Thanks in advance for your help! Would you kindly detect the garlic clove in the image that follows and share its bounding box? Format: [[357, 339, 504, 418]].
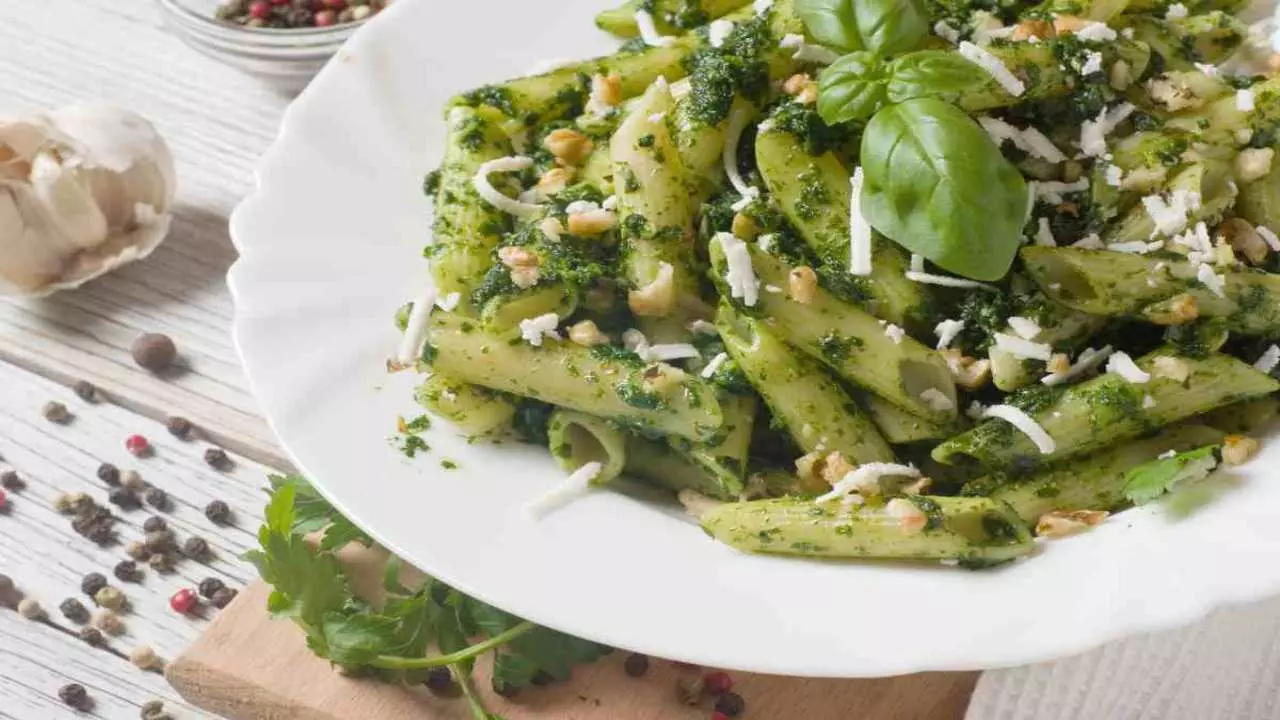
[[29, 151, 110, 250]]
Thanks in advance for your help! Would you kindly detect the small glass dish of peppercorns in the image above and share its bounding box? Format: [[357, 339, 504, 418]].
[[155, 0, 392, 93]]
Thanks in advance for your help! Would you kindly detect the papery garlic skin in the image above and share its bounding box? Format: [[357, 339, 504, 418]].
[[0, 103, 176, 297]]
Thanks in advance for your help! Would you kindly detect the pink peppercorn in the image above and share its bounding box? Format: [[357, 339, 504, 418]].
[[712, 713, 731, 720], [0, 488, 7, 510], [126, 434, 151, 457], [314, 9, 337, 26], [170, 588, 198, 614], [704, 671, 733, 695], [248, 1, 271, 19]]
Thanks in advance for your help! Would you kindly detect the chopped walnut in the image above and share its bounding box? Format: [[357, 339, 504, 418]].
[[568, 209, 617, 235], [591, 74, 622, 108], [536, 167, 575, 196], [642, 363, 686, 393], [568, 320, 609, 347], [782, 73, 812, 96], [788, 265, 817, 305], [885, 498, 927, 534], [941, 349, 991, 390], [1047, 353, 1071, 375], [1036, 509, 1109, 538], [1151, 355, 1191, 383], [819, 452, 853, 487], [1235, 147, 1275, 184], [1147, 74, 1207, 112], [900, 477, 932, 496], [1051, 15, 1089, 33], [628, 262, 676, 317], [543, 129, 594, 166], [539, 216, 565, 242], [1121, 166, 1168, 193], [1012, 19, 1053, 41], [498, 246, 541, 289], [1222, 434, 1261, 466], [1218, 217, 1269, 265], [795, 451, 824, 484], [1147, 293, 1199, 325]]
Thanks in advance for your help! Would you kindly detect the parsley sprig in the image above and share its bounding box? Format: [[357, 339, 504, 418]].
[[244, 476, 609, 719]]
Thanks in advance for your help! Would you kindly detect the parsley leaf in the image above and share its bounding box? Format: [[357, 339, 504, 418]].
[[1122, 446, 1220, 505]]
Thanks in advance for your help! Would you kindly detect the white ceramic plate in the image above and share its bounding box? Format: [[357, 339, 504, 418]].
[[230, 0, 1280, 677]]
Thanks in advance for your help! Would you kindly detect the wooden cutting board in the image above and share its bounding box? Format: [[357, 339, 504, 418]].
[[166, 544, 978, 720]]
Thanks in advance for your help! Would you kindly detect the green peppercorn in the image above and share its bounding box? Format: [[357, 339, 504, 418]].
[[94, 585, 126, 611]]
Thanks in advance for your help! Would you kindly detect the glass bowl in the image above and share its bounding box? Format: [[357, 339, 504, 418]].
[[155, 0, 371, 94]]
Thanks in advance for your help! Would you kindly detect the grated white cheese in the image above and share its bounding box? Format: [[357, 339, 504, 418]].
[[935, 319, 966, 350], [519, 313, 561, 347], [756, 233, 776, 252], [1079, 51, 1103, 76], [1075, 22, 1118, 42], [642, 343, 700, 362], [1121, 27, 1134, 38], [979, 117, 1065, 162], [730, 191, 758, 212], [601, 195, 618, 211], [910, 254, 925, 273], [1035, 217, 1057, 247], [884, 324, 906, 344], [849, 168, 873, 276], [1143, 189, 1201, 237], [905, 271, 997, 290], [701, 352, 729, 378], [1165, 3, 1188, 18], [1035, 178, 1090, 203], [1107, 240, 1165, 254], [525, 462, 602, 519], [1104, 164, 1124, 187], [1072, 234, 1105, 249], [395, 286, 439, 366], [993, 332, 1053, 361], [816, 463, 921, 503], [779, 33, 841, 64], [1106, 351, 1151, 383], [1080, 103, 1135, 157], [1196, 262, 1226, 297], [1020, 126, 1067, 162], [634, 10, 676, 47], [764, 284, 783, 294], [934, 20, 961, 43], [1041, 345, 1114, 385], [1255, 345, 1280, 373], [1238, 89, 1257, 112], [920, 388, 955, 412], [717, 232, 760, 307], [689, 319, 719, 336], [958, 41, 1026, 96], [708, 19, 736, 48], [1158, 449, 1178, 459], [984, 405, 1056, 454], [1193, 62, 1218, 76], [1142, 395, 1156, 409], [435, 291, 461, 312], [565, 200, 601, 215], [473, 156, 543, 219], [1007, 316, 1042, 340], [966, 400, 987, 420], [753, 0, 774, 13], [723, 105, 756, 199], [1173, 220, 1212, 254]]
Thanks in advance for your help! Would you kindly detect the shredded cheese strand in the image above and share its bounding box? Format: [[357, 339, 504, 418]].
[[525, 462, 603, 519], [395, 286, 439, 366], [849, 168, 873, 276], [984, 405, 1056, 454], [634, 10, 676, 47], [723, 105, 755, 198], [473, 156, 542, 219]]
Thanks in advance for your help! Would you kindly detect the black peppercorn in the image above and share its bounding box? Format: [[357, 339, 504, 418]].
[[131, 333, 177, 372], [148, 552, 174, 574], [113, 560, 142, 583], [197, 577, 225, 599], [107, 487, 140, 511], [78, 625, 106, 647], [142, 516, 167, 533], [58, 683, 91, 711], [86, 523, 115, 546], [423, 667, 459, 696], [204, 448, 232, 471], [0, 470, 24, 491], [715, 691, 746, 717], [59, 597, 90, 623], [0, 573, 20, 609], [144, 487, 169, 511], [43, 401, 71, 424], [624, 653, 650, 677], [165, 416, 193, 439], [182, 536, 210, 559], [74, 380, 97, 402], [80, 572, 108, 598], [97, 463, 121, 486], [204, 499, 232, 525], [144, 529, 174, 554], [210, 587, 238, 609]]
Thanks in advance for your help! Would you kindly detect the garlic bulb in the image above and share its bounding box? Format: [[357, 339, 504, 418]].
[[0, 103, 176, 296]]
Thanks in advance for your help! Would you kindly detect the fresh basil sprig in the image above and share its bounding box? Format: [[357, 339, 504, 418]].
[[859, 98, 1029, 281], [818, 49, 990, 124], [796, 0, 929, 56]]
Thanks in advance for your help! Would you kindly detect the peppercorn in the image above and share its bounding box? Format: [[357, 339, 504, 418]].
[[211, 587, 238, 609], [54, 493, 74, 514], [108, 487, 140, 511], [122, 470, 146, 492], [81, 572, 108, 598], [624, 653, 650, 677], [182, 536, 210, 559], [0, 470, 24, 491], [204, 499, 232, 525], [204, 448, 232, 471], [0, 487, 7, 512], [94, 586, 126, 611], [126, 434, 151, 458], [144, 529, 175, 554], [97, 462, 121, 486], [165, 416, 193, 439], [148, 553, 174, 574], [126, 541, 150, 561], [58, 683, 92, 711], [74, 380, 97, 402], [131, 333, 177, 372], [142, 516, 167, 533], [677, 675, 705, 705], [78, 626, 106, 646], [144, 487, 169, 511], [60, 598, 90, 623], [43, 401, 70, 424], [170, 588, 199, 614], [140, 699, 171, 720], [712, 713, 731, 720], [0, 574, 18, 609], [86, 522, 115, 546], [130, 645, 161, 670], [423, 667, 458, 696], [286, 7, 314, 24], [68, 492, 94, 515], [93, 609, 125, 636], [198, 577, 226, 599], [113, 560, 142, 583], [704, 671, 733, 695], [714, 692, 746, 717], [17, 597, 45, 620]]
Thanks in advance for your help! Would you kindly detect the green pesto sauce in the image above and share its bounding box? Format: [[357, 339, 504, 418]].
[[818, 331, 865, 363], [422, 169, 442, 198], [441, 459, 458, 470], [621, 213, 650, 239], [682, 15, 772, 126], [908, 496, 945, 531], [403, 415, 432, 433], [794, 168, 830, 221], [458, 85, 518, 118], [616, 378, 666, 410], [766, 102, 842, 156], [637, 133, 656, 148], [398, 435, 430, 458], [1007, 384, 1065, 415]]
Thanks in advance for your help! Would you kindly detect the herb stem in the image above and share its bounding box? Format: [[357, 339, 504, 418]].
[[369, 621, 536, 670], [454, 665, 492, 720]]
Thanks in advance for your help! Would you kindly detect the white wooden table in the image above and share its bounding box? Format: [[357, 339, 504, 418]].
[[5, 2, 1280, 719]]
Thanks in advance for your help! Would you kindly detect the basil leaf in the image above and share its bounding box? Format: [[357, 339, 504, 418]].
[[817, 52, 889, 124], [1122, 445, 1220, 505], [796, 0, 928, 55], [886, 50, 991, 105], [860, 98, 1028, 281]]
